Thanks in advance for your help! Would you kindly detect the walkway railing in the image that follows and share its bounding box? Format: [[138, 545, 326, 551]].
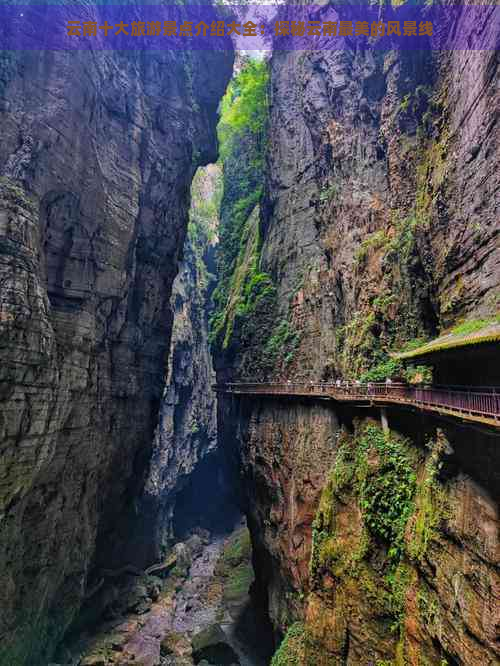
[[215, 382, 500, 427]]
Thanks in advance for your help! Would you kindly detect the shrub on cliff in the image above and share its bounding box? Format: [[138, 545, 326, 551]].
[[210, 58, 272, 364], [218, 57, 269, 165]]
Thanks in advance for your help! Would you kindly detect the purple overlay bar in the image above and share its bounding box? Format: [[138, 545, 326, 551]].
[[0, 5, 497, 50]]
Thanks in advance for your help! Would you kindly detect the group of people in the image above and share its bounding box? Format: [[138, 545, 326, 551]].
[[333, 378, 394, 390], [283, 378, 396, 389]]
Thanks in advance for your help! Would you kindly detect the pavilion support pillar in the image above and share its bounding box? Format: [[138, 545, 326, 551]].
[[380, 407, 389, 434]]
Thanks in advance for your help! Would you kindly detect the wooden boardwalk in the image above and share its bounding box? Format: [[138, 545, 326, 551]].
[[216, 382, 500, 429]]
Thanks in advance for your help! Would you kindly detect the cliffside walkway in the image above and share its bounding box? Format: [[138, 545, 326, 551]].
[[216, 382, 500, 428]]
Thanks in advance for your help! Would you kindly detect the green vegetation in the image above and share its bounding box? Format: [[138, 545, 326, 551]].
[[224, 562, 254, 602], [210, 205, 275, 351], [359, 357, 403, 382], [187, 165, 222, 292], [407, 433, 450, 562], [318, 183, 338, 203], [215, 528, 255, 604], [385, 562, 414, 632], [395, 313, 500, 360], [356, 426, 417, 561], [311, 424, 417, 584], [217, 527, 252, 572], [189, 420, 200, 435], [385, 214, 423, 263], [339, 211, 434, 378], [398, 86, 433, 118], [265, 319, 301, 366], [213, 187, 262, 295], [356, 214, 422, 271], [308, 422, 452, 654], [335, 311, 379, 379], [399, 93, 411, 113], [340, 86, 456, 378], [271, 623, 306, 666], [417, 584, 441, 634], [218, 58, 269, 165], [359, 351, 433, 384], [449, 314, 500, 336], [415, 121, 449, 222], [400, 336, 430, 352], [210, 58, 271, 356], [372, 292, 396, 314], [210, 57, 300, 374], [0, 176, 37, 213], [355, 230, 387, 265], [216, 528, 252, 576], [188, 169, 222, 245], [404, 364, 433, 384]]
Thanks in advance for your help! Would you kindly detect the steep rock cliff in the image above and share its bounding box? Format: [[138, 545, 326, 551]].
[[215, 12, 499, 666], [138, 164, 238, 561], [225, 398, 499, 665], [255, 44, 498, 381], [210, 58, 275, 381], [0, 44, 232, 663], [217, 45, 498, 382]]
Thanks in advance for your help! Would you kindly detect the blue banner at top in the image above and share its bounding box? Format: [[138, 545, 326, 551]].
[[0, 4, 498, 50]]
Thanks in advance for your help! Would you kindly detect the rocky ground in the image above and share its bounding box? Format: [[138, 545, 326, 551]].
[[55, 525, 271, 666]]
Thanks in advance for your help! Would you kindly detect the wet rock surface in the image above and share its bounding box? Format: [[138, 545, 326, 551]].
[[221, 398, 500, 665], [190, 624, 239, 665], [221, 37, 498, 383], [215, 15, 499, 665], [0, 41, 233, 663], [139, 165, 236, 562], [65, 526, 272, 666]]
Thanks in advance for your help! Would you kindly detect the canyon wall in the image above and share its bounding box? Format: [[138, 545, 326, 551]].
[[254, 44, 498, 382], [222, 398, 499, 665], [216, 45, 498, 383], [0, 43, 232, 663], [138, 164, 238, 562], [215, 16, 499, 666]]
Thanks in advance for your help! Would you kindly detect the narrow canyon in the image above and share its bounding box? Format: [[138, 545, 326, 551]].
[[0, 5, 499, 666]]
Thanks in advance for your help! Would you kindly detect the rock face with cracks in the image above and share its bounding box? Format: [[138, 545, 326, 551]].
[[0, 43, 232, 664], [138, 164, 222, 561], [218, 41, 498, 382], [215, 11, 499, 666]]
